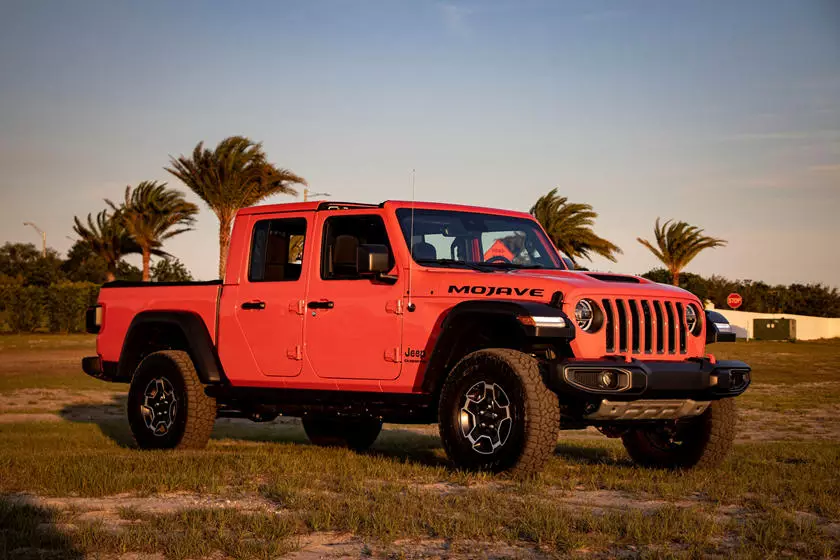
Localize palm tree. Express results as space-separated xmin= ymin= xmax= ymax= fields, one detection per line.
xmin=165 ymin=136 xmax=306 ymax=278
xmin=637 ymin=218 xmax=727 ymax=286
xmin=108 ymin=181 xmax=199 ymax=281
xmin=72 ymin=210 xmax=139 ymax=282
xmin=530 ymin=188 xmax=622 ymax=265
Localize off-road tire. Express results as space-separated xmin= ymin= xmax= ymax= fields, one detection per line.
xmin=302 ymin=416 xmax=383 ymax=452
xmin=438 ymin=349 xmax=560 ymax=477
xmin=621 ymin=398 xmax=737 ymax=469
xmin=127 ymin=350 xmax=216 ymax=450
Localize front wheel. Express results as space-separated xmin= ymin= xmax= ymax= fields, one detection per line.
xmin=621 ymin=398 xmax=737 ymax=469
xmin=438 ymin=349 xmax=560 ymax=476
xmin=127 ymin=350 xmax=216 ymax=450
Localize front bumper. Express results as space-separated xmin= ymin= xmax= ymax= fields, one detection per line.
xmin=548 ymin=357 xmax=751 ymax=404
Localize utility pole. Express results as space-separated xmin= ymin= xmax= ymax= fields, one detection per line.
xmin=23 ymin=222 xmax=46 ymax=258
xmin=302 ymin=188 xmax=331 ymax=202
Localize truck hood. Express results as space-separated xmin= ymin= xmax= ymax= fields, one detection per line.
xmin=418 ymin=267 xmax=697 ymax=302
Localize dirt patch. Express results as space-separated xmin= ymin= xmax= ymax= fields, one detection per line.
xmin=0 ymin=349 xmax=91 ymax=372
xmin=737 ymin=405 xmax=840 ymax=441
xmin=8 ymin=491 xmax=283 ymax=516
xmin=0 ymin=388 xmax=122 ymax=412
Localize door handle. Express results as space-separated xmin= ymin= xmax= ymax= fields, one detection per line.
xmin=241 ymin=301 xmax=266 ymax=310
xmin=307 ymin=300 xmax=335 ymax=310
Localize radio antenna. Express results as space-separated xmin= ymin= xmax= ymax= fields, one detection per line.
xmin=407 ymin=169 xmax=416 ymax=312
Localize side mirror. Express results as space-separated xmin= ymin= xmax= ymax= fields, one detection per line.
xmin=358 ymin=244 xmax=398 ymax=284
xmin=705 ymin=310 xmax=736 ymax=344
xmin=358 ymin=244 xmax=391 ymax=273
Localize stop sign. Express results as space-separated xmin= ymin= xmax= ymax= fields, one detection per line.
xmin=727 ymin=293 xmax=743 ymax=309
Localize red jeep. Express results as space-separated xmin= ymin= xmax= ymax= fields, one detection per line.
xmin=82 ymin=201 xmax=749 ymax=475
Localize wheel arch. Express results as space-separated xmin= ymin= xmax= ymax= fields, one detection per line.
xmin=420 ymin=299 xmax=574 ymax=396
xmin=118 ymin=311 xmax=225 ymax=384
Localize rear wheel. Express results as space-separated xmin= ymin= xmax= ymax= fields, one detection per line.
xmin=438 ymin=349 xmax=559 ymax=476
xmin=127 ymin=350 xmax=216 ymax=450
xmin=621 ymin=398 xmax=737 ymax=469
xmin=302 ymin=416 xmax=383 ymax=451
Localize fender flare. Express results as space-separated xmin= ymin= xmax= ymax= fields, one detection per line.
xmin=118 ymin=311 xmax=225 ymax=383
xmin=419 ymin=299 xmax=574 ymax=394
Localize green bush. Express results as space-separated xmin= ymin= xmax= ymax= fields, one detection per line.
xmin=45 ymin=283 xmax=100 ymax=333
xmin=7 ymin=286 xmax=46 ymax=333
xmin=1 ymin=283 xmax=100 ymax=333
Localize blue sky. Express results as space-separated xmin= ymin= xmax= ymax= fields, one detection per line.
xmin=1 ymin=0 xmax=838 ymax=284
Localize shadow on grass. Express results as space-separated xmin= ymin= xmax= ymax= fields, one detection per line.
xmin=553 ymin=441 xmax=625 ymax=465
xmin=59 ymin=394 xmax=135 ymax=447
xmin=0 ymin=495 xmax=83 ymax=559
xmin=58 ymin=396 xmax=619 ymax=468
xmin=57 ymin=398 xmax=451 ymax=467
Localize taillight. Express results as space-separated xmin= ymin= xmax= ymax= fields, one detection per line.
xmin=85 ymin=305 xmax=103 ymax=334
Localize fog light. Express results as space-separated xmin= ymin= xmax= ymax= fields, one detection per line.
xmin=597 ymin=370 xmax=619 ymax=390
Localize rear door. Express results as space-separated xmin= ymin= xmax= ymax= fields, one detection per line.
xmin=303 ymin=211 xmax=403 ymax=380
xmin=233 ymin=213 xmax=309 ymax=377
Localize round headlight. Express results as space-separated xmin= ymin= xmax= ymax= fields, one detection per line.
xmin=575 ymin=299 xmax=596 ymax=332
xmin=685 ymin=304 xmax=701 ymax=336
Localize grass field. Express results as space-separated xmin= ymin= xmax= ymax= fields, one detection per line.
xmin=1 ymin=335 xmax=839 ymax=559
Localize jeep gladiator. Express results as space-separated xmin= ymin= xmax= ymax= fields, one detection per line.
xmin=82 ymin=200 xmax=750 ymax=475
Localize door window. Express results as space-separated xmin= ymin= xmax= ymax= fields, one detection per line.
xmin=248 ymin=218 xmax=307 ymax=282
xmin=320 ymin=215 xmax=393 ymax=280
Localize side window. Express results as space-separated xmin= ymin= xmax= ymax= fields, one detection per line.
xmin=248 ymin=218 xmax=307 ymax=282
xmin=321 ymin=215 xmax=393 ymax=280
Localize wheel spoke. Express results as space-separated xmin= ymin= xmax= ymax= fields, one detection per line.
xmin=460 ymin=381 xmax=514 ymax=455
xmin=142 ymin=376 xmax=178 ymax=437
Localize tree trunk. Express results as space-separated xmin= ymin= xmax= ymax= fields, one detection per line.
xmin=142 ymin=249 xmax=151 ymax=281
xmin=106 ymin=270 xmax=116 ymax=282
xmin=672 ymin=269 xmax=680 ymax=286
xmin=218 ymin=216 xmax=233 ymax=280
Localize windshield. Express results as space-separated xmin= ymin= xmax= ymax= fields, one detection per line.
xmin=396 ymin=208 xmax=565 ymax=270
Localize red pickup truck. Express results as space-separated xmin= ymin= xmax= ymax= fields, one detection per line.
xmin=83 ymin=200 xmax=749 ymax=475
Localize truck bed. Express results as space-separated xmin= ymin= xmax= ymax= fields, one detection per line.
xmin=96 ymin=281 xmax=222 ymax=366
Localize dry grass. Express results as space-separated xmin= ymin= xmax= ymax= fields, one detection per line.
xmin=0 ymin=335 xmax=839 ymax=558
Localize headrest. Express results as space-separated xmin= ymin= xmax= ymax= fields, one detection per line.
xmin=333 ymin=235 xmax=359 ymax=268
xmin=412 ymin=242 xmax=437 ymax=261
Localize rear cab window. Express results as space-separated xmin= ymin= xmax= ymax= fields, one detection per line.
xmin=248 ymin=218 xmax=307 ymax=282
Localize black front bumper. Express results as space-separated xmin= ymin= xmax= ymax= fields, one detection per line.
xmin=548 ymin=357 xmax=751 ymax=402
xmin=82 ymin=356 xmax=126 ymax=383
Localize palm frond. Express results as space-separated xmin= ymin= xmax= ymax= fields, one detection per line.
xmin=530 ymin=188 xmax=622 ymax=263
xmin=637 ymin=217 xmax=726 ymax=283
xmin=165 ymin=135 xmax=307 ymax=277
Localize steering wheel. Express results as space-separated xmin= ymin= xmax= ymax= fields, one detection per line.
xmin=485 ymin=256 xmax=512 ymax=264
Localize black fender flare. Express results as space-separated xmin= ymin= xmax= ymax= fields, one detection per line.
xmin=118 ymin=311 xmax=225 ymax=383
xmin=419 ymin=299 xmax=574 ymax=394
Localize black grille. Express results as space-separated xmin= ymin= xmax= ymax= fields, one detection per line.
xmin=601 ymin=298 xmax=688 ymax=356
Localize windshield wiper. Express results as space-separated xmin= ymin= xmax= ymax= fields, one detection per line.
xmin=483 ymin=262 xmax=546 ymax=270
xmin=416 ymin=259 xmax=495 ymax=272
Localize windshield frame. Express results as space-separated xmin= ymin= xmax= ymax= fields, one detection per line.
xmin=395 ymin=208 xmax=567 ymax=271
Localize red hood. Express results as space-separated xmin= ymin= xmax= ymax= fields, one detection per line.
xmin=412 ymin=267 xmax=698 ymax=304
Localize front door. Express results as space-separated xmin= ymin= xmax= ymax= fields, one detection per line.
xmin=234 ymin=214 xmax=309 ymax=377
xmin=304 ymin=212 xmax=403 ymax=380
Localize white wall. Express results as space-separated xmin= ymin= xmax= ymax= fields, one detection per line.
xmin=705 ymin=303 xmax=840 ymax=340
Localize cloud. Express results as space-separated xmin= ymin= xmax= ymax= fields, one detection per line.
xmin=438 ymin=2 xmax=473 ymax=36
xmin=810 ymin=164 xmax=840 ymax=175
xmin=722 ymin=129 xmax=840 ymax=143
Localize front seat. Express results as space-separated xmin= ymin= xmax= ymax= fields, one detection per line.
xmin=332 ymin=234 xmax=359 ymax=276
